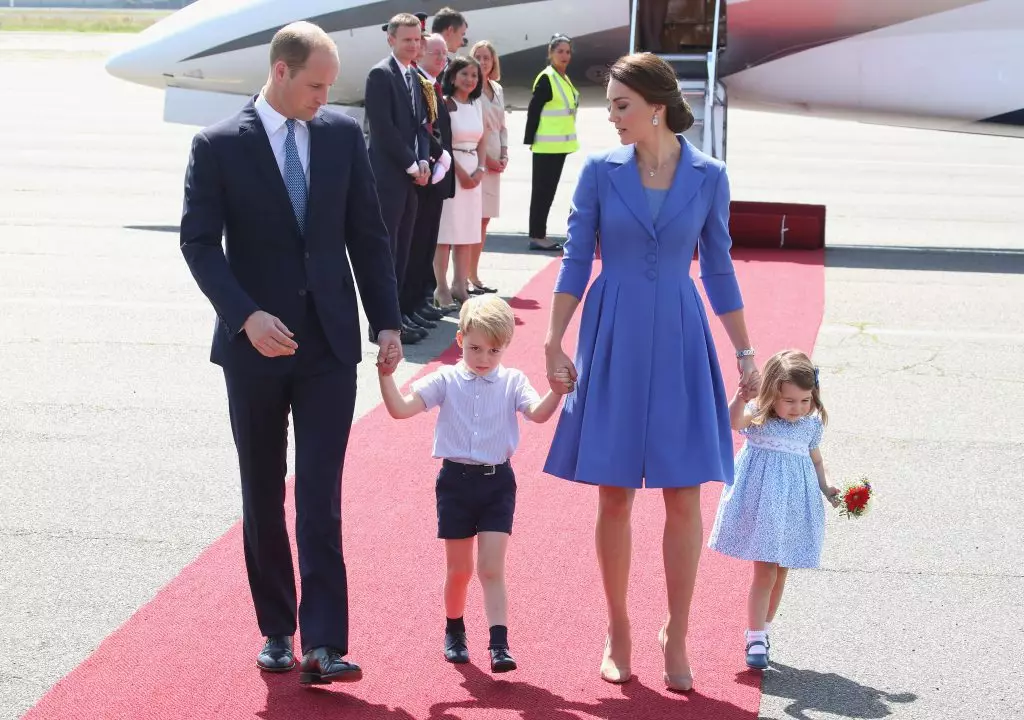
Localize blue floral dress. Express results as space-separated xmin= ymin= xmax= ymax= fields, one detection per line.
xmin=708 ymin=405 xmax=827 ymax=568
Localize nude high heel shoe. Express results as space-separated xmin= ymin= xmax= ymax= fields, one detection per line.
xmin=599 ymin=636 xmax=632 ymax=684
xmin=659 ymin=626 xmax=694 ymax=693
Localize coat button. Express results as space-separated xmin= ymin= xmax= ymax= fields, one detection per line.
xmin=646 ymin=253 xmax=657 ymax=263
xmin=298 ymin=289 xmax=307 ymax=296
xmin=646 ymin=269 xmax=656 ymax=280
xmin=304 ymin=251 xmax=310 ymax=259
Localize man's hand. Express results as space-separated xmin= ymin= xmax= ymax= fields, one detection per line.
xmin=243 ymin=310 xmax=297 ymax=357
xmin=376 ymin=329 xmax=403 ymax=375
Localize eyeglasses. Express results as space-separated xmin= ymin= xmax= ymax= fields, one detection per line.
xmin=550 ymin=33 xmax=572 ymax=43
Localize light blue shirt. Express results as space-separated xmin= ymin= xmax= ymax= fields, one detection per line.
xmin=412 ymin=362 xmax=540 ymax=465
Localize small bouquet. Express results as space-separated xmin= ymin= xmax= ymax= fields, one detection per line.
xmin=836 ymin=477 xmax=872 ymax=519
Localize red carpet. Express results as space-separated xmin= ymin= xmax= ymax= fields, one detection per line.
xmin=25 ymin=249 xmax=823 ymax=720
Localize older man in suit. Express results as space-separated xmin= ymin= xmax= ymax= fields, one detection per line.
xmin=403 ymin=32 xmax=455 ymax=325
xmin=180 ymin=21 xmax=403 ymax=685
xmin=365 ymin=13 xmax=433 ymax=343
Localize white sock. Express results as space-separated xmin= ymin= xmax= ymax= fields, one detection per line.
xmin=745 ymin=629 xmax=768 ymax=654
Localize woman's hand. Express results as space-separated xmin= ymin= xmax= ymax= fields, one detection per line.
xmin=545 ymin=345 xmax=577 ymax=395
xmin=738 ymin=355 xmax=760 ymax=397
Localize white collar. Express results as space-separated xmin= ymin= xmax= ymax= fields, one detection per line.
xmin=255 ymin=92 xmax=307 ymax=135
xmin=392 ymin=53 xmax=413 ymax=74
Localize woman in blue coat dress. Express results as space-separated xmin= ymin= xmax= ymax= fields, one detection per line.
xmin=542 ymin=53 xmax=761 ymax=692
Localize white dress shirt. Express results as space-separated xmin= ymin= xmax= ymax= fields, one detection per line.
xmin=412 ymin=362 xmax=540 ymax=465
xmin=255 ymin=92 xmax=309 ymax=187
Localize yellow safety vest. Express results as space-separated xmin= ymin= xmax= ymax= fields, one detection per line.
xmin=531 ymin=66 xmax=579 ymax=154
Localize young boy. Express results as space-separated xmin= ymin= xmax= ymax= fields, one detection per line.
xmin=377 ymin=295 xmax=569 ymax=672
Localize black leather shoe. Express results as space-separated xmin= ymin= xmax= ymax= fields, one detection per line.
xmin=418 ymin=304 xmax=444 ymax=321
xmin=444 ymin=630 xmax=470 ymax=664
xmin=400 ymin=326 xmax=424 ymax=344
xmin=407 ymin=312 xmax=437 ymax=330
xmin=489 ymin=646 xmax=517 ymax=673
xmin=257 ymin=635 xmax=295 ymax=673
xmin=298 ymin=647 xmax=363 ymax=685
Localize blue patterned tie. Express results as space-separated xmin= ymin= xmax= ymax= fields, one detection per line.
xmin=283 ymin=119 xmax=307 ymax=234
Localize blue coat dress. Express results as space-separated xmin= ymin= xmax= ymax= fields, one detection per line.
xmin=543 ymin=137 xmax=744 ymax=489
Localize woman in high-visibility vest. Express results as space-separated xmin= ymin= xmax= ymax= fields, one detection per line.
xmin=523 ymin=33 xmax=579 ymax=251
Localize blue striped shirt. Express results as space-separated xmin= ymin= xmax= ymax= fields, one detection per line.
xmin=411 ymin=362 xmax=540 ymax=465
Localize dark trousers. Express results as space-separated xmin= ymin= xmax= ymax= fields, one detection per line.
xmin=224 ymin=296 xmax=357 ymax=655
xmin=529 ymin=152 xmax=568 ymax=240
xmin=378 ymin=178 xmax=419 ymax=318
xmin=401 ymin=185 xmax=443 ymax=315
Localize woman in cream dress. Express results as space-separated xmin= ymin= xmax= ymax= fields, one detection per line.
xmin=434 ymin=55 xmax=486 ymax=308
xmin=470 ymin=40 xmax=508 ymax=295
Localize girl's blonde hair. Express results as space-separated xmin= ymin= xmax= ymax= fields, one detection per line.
xmin=751 ymin=350 xmax=828 ymax=426
xmin=470 ymin=40 xmax=501 ymax=82
xmin=459 ymin=294 xmax=515 ymax=347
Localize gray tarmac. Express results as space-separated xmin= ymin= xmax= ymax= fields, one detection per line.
xmin=1 ymin=32 xmax=1022 ymax=720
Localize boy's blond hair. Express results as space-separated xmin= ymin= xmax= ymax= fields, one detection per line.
xmin=458 ymin=295 xmax=515 ymax=347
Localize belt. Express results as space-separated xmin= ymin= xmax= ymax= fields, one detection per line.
xmin=442 ymin=459 xmax=509 ymax=476
xmin=453 ymin=147 xmax=477 ymax=154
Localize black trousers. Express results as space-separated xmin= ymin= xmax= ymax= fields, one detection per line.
xmin=401 ymin=184 xmax=444 ymax=315
xmin=529 ymin=152 xmax=568 ymax=240
xmin=224 ymin=296 xmax=357 ymax=655
xmin=377 ymin=178 xmax=419 ymax=318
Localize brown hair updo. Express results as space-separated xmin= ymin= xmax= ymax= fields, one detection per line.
xmin=608 ymin=52 xmax=694 ymax=133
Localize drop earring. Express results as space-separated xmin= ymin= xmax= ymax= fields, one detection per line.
xmin=652 ymin=114 xmax=659 ymax=126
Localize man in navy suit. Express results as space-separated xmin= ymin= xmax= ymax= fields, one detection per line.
xmin=364 ymin=13 xmax=433 ymax=343
xmin=180 ymin=21 xmax=403 ymax=685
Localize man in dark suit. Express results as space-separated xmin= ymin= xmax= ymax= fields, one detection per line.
xmin=404 ymin=32 xmax=456 ymax=321
xmin=180 ymin=21 xmax=403 ymax=685
xmin=364 ymin=13 xmax=433 ymax=343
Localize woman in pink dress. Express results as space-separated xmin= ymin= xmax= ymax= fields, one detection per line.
xmin=433 ymin=55 xmax=486 ymax=309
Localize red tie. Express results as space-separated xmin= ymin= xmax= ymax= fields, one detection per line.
xmin=434 ymin=80 xmax=442 ymax=96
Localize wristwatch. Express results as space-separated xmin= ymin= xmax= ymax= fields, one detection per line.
xmin=736 ymin=348 xmax=756 ymax=358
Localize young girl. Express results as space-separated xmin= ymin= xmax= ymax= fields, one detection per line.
xmin=708 ymin=349 xmax=839 ymax=670
xmin=378 ymin=295 xmax=567 ymax=672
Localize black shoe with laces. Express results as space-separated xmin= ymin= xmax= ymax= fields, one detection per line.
xmin=489 ymin=645 xmax=517 ymax=673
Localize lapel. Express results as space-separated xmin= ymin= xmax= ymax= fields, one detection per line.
xmin=656 ymin=137 xmax=707 ymax=231
xmin=238 ymin=97 xmax=301 ymax=239
xmin=305 ymin=112 xmax=330 ymax=238
xmin=607 ymin=137 xmax=708 ymax=240
xmin=389 ymin=56 xmax=415 ymax=118
xmin=607 ymin=144 xmax=655 ymax=240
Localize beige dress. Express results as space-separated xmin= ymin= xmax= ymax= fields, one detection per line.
xmin=479 ymin=80 xmax=507 ymax=219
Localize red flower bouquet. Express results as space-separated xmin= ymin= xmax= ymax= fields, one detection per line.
xmin=837 ymin=478 xmax=872 ymax=519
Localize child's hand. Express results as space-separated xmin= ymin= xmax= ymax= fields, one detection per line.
xmin=376 ymin=344 xmax=400 ymax=376
xmin=553 ymin=367 xmax=575 ymax=392
xmin=825 ymin=486 xmax=841 ymax=508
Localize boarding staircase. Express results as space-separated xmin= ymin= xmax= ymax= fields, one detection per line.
xmin=629 ymin=0 xmax=727 ymax=160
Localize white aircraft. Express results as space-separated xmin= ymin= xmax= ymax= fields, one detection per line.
xmin=105 ymin=0 xmax=1024 ymax=169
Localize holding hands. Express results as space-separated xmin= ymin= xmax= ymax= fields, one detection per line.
xmin=375 ymin=330 xmax=403 ymax=376
xmin=738 ymin=355 xmax=761 ymax=398
xmin=545 ymin=345 xmax=577 ymax=395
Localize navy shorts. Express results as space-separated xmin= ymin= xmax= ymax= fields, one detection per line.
xmin=436 ymin=459 xmax=516 ymax=539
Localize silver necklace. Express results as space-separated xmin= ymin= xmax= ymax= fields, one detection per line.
xmin=641 ymin=152 xmax=678 ymax=178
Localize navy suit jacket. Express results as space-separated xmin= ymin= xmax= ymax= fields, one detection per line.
xmin=180 ymin=97 xmax=402 ymax=373
xmin=364 ymin=56 xmax=432 ymax=192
